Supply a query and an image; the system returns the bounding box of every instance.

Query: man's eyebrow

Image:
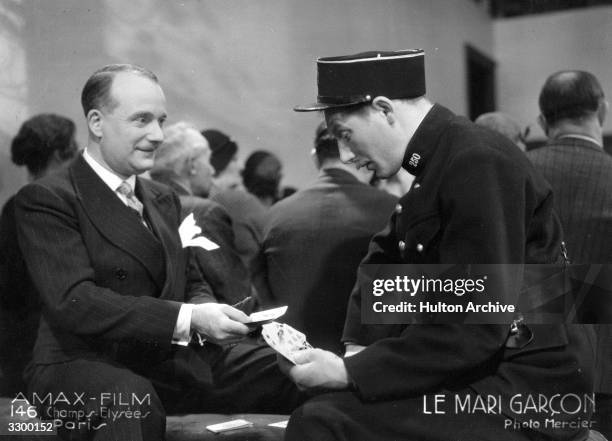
[128,111,153,120]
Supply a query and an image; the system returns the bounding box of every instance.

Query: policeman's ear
[371,97,394,125]
[537,114,549,137]
[87,109,104,139]
[597,99,608,126]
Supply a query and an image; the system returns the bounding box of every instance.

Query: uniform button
[416,243,424,252]
[413,183,421,189]
[115,268,127,280]
[394,204,403,214]
[398,241,406,251]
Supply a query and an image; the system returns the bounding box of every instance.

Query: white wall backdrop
[494,6,612,141]
[0,0,494,207]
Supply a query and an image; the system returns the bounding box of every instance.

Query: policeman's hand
[191,303,251,345]
[286,348,350,391]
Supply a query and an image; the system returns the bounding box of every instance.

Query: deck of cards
[261,321,312,364]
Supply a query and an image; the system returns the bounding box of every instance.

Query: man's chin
[131,161,155,176]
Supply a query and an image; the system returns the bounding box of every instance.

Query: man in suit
[284,50,597,440]
[527,70,612,437]
[15,64,299,440]
[252,122,397,353]
[150,121,253,306]
[202,129,268,273]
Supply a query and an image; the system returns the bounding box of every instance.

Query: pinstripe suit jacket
[15,155,209,367]
[527,137,612,393]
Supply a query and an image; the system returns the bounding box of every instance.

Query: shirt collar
[402,103,455,176]
[556,134,603,148]
[82,148,136,193]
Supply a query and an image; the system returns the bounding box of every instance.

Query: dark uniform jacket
[341,105,596,437]
[15,156,211,371]
[253,168,397,353]
[527,137,612,395]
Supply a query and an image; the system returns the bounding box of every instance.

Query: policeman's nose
[338,143,356,163]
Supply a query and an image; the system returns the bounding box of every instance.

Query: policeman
[282,50,597,441]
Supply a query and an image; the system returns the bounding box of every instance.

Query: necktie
[116,181,144,219]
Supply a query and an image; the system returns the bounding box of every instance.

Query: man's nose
[338,143,356,163]
[148,121,164,143]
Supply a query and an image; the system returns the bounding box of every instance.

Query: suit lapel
[71,156,165,290]
[137,178,185,299]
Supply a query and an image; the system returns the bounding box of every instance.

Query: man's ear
[537,114,549,137]
[87,109,104,138]
[597,99,608,126]
[371,96,394,124]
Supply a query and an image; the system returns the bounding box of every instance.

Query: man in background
[253,122,397,353]
[527,69,612,436]
[150,121,253,306]
[475,111,528,151]
[202,128,243,192]
[203,129,268,272]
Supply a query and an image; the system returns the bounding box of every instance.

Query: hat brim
[293,99,369,112]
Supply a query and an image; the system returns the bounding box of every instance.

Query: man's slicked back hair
[313,121,340,168]
[539,70,605,126]
[80,64,159,116]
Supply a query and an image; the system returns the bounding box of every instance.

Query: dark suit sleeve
[15,183,181,350]
[344,147,531,400]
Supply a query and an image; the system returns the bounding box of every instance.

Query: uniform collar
[401,103,455,177]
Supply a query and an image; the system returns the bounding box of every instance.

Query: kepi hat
[294,49,426,112]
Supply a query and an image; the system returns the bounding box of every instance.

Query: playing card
[261,322,312,363]
[248,306,287,328]
[206,419,253,433]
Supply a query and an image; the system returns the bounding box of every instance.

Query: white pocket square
[179,213,220,251]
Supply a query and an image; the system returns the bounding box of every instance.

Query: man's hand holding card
[257,314,351,392]
[286,348,350,391]
[261,321,312,363]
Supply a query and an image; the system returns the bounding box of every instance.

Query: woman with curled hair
[1,113,79,396]
[10,113,79,180]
